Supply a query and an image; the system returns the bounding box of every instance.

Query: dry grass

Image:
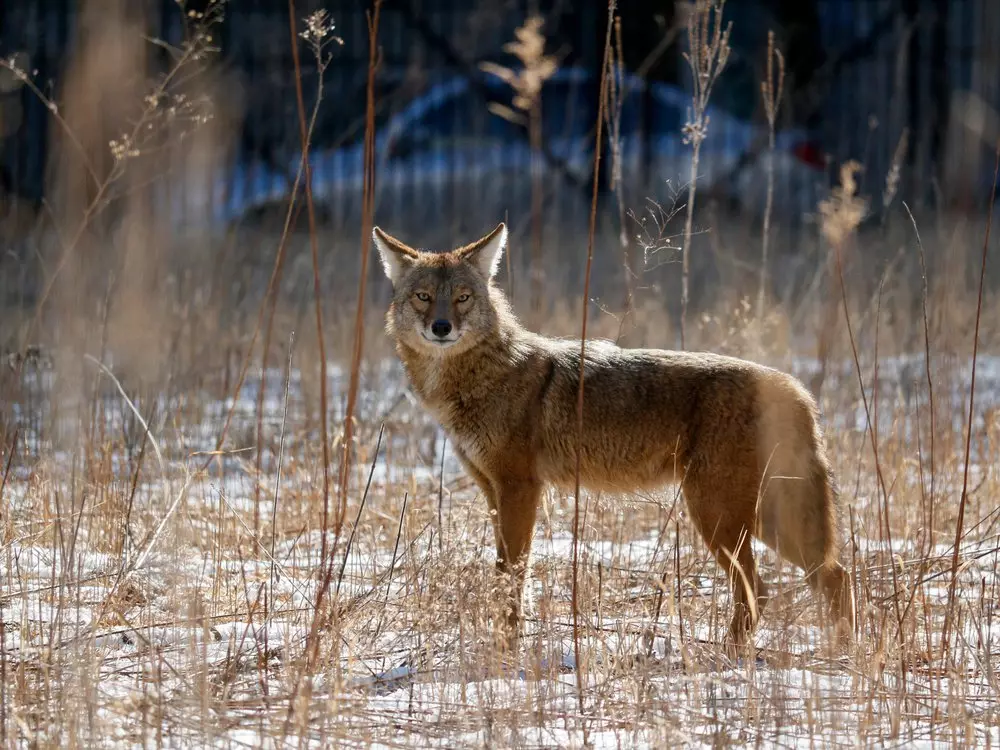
[1,260,999,747]
[1,2,999,748]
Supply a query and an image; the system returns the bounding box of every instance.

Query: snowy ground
[1,350,998,748]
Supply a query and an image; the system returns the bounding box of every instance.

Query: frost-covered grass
[1,328,999,749]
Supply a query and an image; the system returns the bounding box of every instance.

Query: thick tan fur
[374,222,856,650]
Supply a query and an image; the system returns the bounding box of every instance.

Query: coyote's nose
[430,319,452,338]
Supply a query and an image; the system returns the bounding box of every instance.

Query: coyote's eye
[415,292,432,302]
[455,293,470,303]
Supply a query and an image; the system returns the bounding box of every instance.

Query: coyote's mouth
[420,332,463,348]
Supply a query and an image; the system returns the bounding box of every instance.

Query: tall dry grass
[0,1,998,748]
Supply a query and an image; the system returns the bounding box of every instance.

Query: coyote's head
[373,223,508,356]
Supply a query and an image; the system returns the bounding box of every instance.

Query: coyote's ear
[373,226,419,286]
[455,222,507,280]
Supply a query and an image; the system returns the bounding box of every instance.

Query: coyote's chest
[413,382,504,463]
[401,348,522,464]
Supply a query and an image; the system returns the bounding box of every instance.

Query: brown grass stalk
[336,1,382,538]
[529,86,544,320]
[0,427,16,509]
[819,161,905,653]
[253,202,296,533]
[287,0,332,561]
[205,207,297,477]
[903,203,936,537]
[572,0,616,715]
[941,141,1000,659]
[608,15,636,336]
[281,4,382,730]
[891,202,940,644]
[204,30,327,477]
[264,331,294,660]
[243,12,335,539]
[480,16,557,319]
[757,30,784,323]
[335,423,384,597]
[833,231,905,643]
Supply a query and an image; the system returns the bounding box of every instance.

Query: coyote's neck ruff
[374,222,856,652]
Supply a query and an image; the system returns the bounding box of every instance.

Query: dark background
[1,0,994,215]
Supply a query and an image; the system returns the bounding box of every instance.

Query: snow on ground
[0,351,998,747]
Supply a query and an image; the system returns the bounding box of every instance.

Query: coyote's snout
[375,222,856,650]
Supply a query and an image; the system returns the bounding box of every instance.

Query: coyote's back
[374,222,856,650]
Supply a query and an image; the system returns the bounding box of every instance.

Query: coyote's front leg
[491,478,541,644]
[452,449,538,646]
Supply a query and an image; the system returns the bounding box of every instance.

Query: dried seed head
[480,16,558,113]
[883,129,909,209]
[818,160,868,247]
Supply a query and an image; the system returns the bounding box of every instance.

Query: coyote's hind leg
[684,469,768,652]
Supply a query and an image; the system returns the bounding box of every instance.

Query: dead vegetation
[0,0,998,747]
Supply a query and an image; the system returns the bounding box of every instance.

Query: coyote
[374,222,856,649]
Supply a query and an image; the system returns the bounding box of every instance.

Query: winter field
[3,1,1000,747]
[1,307,999,748]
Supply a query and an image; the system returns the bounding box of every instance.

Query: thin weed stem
[336,1,382,539]
[573,0,616,715]
[679,0,731,349]
[942,141,1000,659]
[757,30,784,322]
[287,0,332,561]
